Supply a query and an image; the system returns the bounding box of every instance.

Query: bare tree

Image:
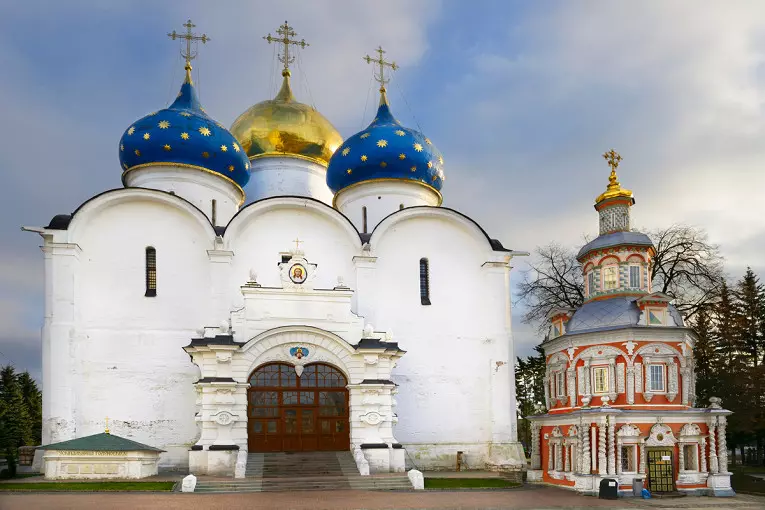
[518,224,724,330]
[649,224,724,320]
[517,243,584,329]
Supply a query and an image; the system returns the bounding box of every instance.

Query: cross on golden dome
[264,21,309,76]
[168,19,210,67]
[364,46,399,93]
[596,149,632,204]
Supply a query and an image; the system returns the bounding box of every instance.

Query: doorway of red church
[647,448,676,493]
[247,362,350,452]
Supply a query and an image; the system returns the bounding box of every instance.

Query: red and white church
[526,152,734,497]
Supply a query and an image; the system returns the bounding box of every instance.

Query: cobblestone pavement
[0,486,763,510]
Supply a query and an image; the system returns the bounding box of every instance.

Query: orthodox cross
[364,46,399,90]
[293,237,303,251]
[264,21,309,74]
[168,19,210,65]
[602,149,622,172]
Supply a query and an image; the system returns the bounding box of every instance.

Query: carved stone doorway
[247,362,350,452]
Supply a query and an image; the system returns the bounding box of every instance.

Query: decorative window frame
[616,424,641,475]
[628,264,641,289]
[573,345,625,404]
[678,423,705,474]
[592,365,610,394]
[547,353,569,406]
[647,363,667,393]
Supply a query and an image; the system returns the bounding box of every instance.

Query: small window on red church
[555,372,565,397]
[145,247,157,297]
[648,364,665,392]
[629,265,640,288]
[593,366,609,393]
[588,271,596,296]
[603,265,618,290]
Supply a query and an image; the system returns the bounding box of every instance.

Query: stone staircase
[194,451,412,493]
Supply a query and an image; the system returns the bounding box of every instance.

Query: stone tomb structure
[42,432,163,480]
[527,156,734,497]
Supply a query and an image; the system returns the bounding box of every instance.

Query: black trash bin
[599,478,618,499]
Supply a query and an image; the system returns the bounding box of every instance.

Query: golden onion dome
[230,71,343,167]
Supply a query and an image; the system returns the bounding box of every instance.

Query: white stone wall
[35,184,522,472]
[247,157,334,205]
[334,180,441,233]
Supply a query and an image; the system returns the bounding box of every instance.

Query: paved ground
[0,486,764,510]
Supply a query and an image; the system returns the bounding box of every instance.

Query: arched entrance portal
[247,362,350,452]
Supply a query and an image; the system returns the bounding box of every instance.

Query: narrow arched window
[362,206,368,234]
[419,257,431,305]
[145,247,157,297]
[211,199,217,226]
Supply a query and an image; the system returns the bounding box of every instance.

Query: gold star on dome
[181,132,190,140]
[127,126,135,135]
[341,147,350,156]
[346,168,352,174]
[395,130,405,136]
[361,155,368,162]
[360,133,370,139]
[180,112,191,117]
[413,143,423,152]
[158,120,170,129]
[122,163,128,170]
[245,161,249,169]
[228,165,235,172]
[427,161,433,169]
[202,151,210,158]
[425,138,432,145]
[233,143,240,152]
[143,133,151,140]
[120,144,124,151]
[220,145,228,152]
[377,139,388,148]
[134,149,141,156]
[398,153,406,160]
[439,156,444,165]
[431,174,437,182]
[199,126,211,136]
[163,144,171,151]
[380,161,387,168]
[410,165,416,172]
[149,111,157,116]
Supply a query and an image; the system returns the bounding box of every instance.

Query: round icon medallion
[289,263,308,284]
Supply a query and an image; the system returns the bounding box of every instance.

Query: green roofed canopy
[42,432,164,452]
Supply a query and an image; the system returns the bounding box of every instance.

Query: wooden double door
[247,362,350,452]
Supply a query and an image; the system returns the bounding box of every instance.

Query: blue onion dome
[119,63,251,189]
[326,89,445,194]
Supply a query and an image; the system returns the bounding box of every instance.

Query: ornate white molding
[646,423,677,447]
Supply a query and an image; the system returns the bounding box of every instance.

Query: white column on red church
[591,424,598,472]
[531,422,541,469]
[639,439,647,474]
[607,416,616,475]
[717,416,729,473]
[679,443,685,472]
[626,366,635,405]
[681,367,691,406]
[564,441,570,472]
[616,436,622,475]
[555,441,563,471]
[708,418,719,474]
[598,418,607,475]
[581,423,591,473]
[548,442,554,471]
[700,438,708,473]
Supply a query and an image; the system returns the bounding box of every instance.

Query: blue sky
[2,1,765,381]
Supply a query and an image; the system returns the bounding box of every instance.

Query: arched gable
[223,196,362,250]
[597,254,620,266]
[626,253,647,263]
[572,345,627,365]
[67,187,216,241]
[369,206,512,255]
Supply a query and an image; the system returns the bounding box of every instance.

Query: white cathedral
[24,22,526,477]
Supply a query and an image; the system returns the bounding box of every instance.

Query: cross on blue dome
[119,64,251,189]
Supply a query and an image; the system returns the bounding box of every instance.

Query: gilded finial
[168,19,210,83]
[105,416,110,434]
[595,149,632,204]
[264,21,309,77]
[363,46,399,105]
